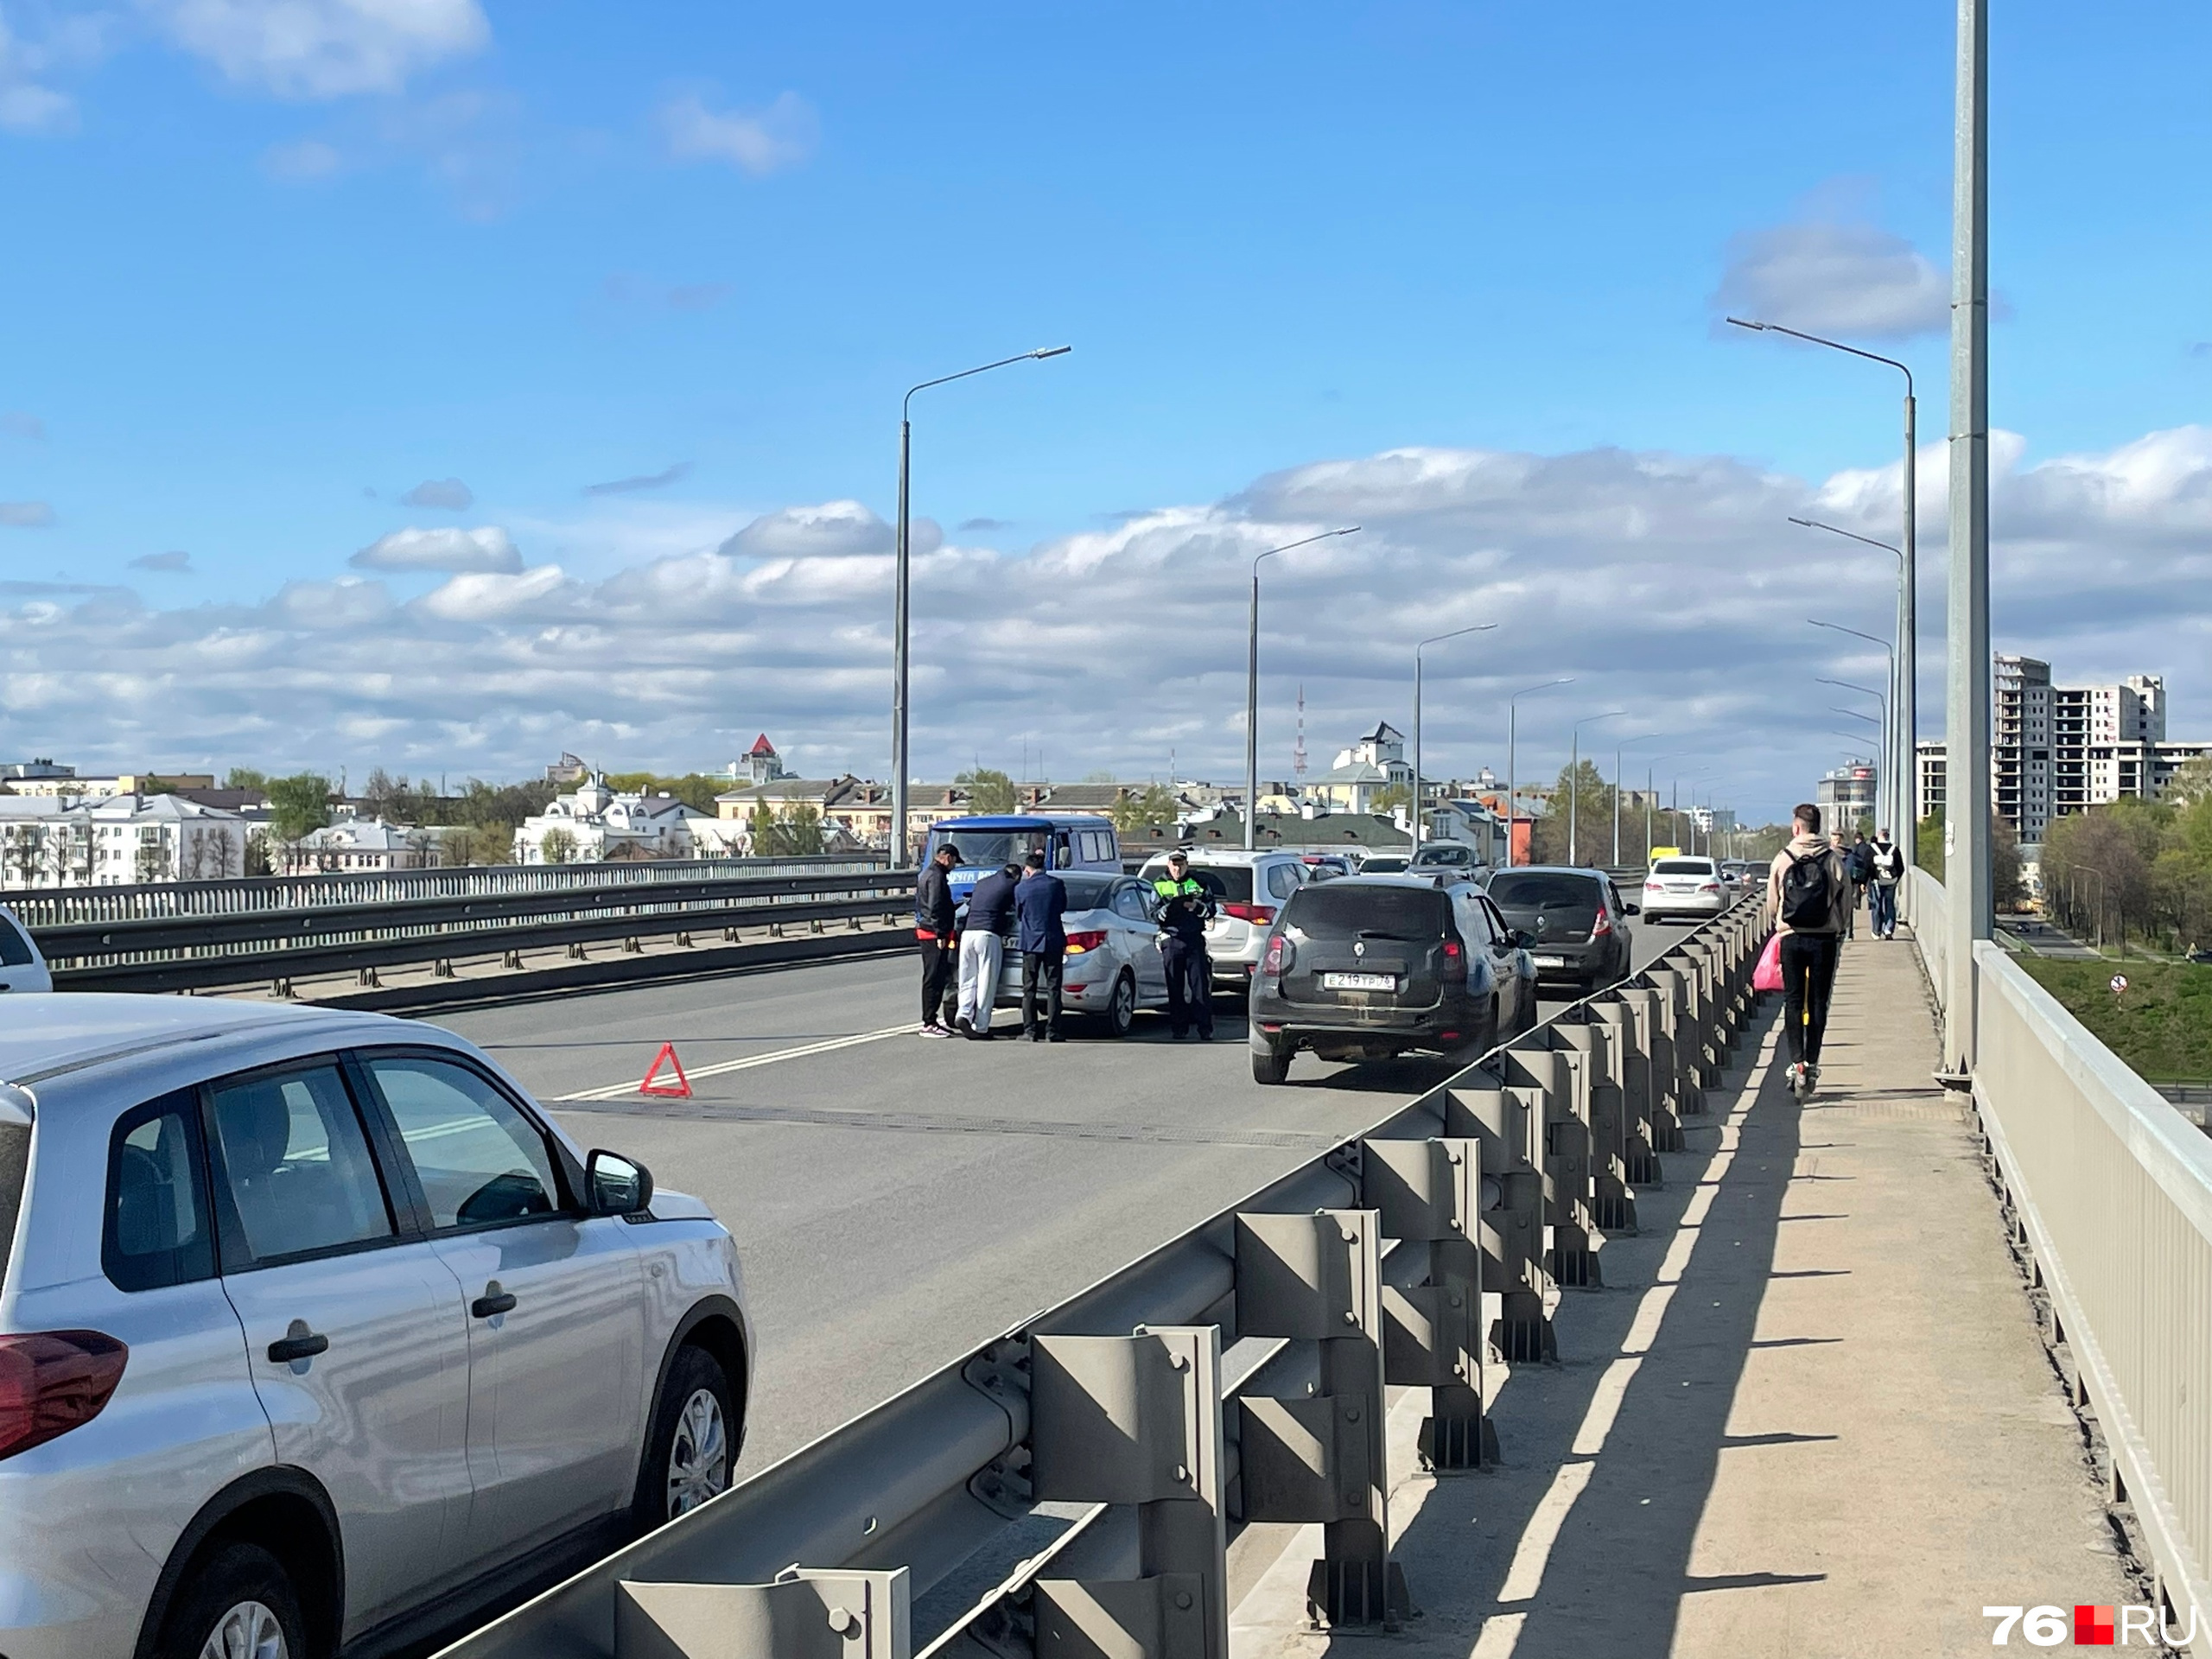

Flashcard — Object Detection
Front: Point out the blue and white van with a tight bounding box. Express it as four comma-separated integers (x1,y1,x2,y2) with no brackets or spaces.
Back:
922,814,1122,900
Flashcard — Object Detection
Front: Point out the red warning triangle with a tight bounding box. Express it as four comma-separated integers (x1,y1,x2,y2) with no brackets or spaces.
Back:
639,1042,692,1098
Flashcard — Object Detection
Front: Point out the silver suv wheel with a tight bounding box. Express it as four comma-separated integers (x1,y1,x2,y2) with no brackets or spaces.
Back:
199,1599,287,1659
666,1386,729,1516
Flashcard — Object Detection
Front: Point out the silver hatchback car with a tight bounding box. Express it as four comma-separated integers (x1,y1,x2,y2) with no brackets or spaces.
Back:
0,996,752,1659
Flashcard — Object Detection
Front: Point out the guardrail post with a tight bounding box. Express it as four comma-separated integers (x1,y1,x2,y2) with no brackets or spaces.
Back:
1590,998,1658,1185
1360,1137,1496,1470
1643,964,1705,1118
1232,1211,1410,1630
1503,1039,1599,1287
613,1568,912,1659
1554,1017,1636,1232
1614,983,1682,1153
1438,1076,1554,1361
1030,1325,1229,1659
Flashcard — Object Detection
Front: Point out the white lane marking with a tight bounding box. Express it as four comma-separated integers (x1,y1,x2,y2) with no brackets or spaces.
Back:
551,1024,922,1103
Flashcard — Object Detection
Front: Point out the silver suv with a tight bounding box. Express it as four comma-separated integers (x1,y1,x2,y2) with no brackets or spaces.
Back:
0,996,752,1659
1137,849,1310,991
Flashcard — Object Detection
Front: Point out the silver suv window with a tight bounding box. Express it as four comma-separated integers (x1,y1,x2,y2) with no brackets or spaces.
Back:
209,1065,396,1263
105,1091,215,1292
365,1055,562,1230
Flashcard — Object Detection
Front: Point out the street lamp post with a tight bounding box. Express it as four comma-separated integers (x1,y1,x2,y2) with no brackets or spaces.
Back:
1244,526,1361,851
1730,317,1916,876
1613,734,1661,868
1506,678,1573,868
893,346,1071,865
1795,518,1909,836
1568,710,1627,867
1412,624,1497,846
1809,619,1897,833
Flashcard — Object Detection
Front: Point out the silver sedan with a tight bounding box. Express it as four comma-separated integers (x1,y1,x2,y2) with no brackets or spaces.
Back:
995,872,1173,1035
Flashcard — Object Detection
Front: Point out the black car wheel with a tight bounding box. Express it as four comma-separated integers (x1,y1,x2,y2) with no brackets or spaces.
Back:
634,1344,736,1531
1098,969,1137,1039
157,1541,308,1659
1252,1039,1291,1085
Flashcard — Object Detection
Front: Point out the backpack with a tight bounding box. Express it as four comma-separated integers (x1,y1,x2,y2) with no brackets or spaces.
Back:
1780,850,1834,930
1847,842,1874,882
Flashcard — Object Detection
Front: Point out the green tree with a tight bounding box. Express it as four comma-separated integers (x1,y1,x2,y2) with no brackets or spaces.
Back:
1528,760,1617,867
267,773,333,842
224,766,269,791
603,772,728,814
539,827,579,865
956,767,1017,815
776,804,825,855
1370,783,1411,816
747,800,779,855
1109,783,1179,836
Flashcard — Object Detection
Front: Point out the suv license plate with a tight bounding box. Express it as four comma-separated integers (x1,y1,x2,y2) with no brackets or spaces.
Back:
1324,971,1396,991
1533,955,1567,968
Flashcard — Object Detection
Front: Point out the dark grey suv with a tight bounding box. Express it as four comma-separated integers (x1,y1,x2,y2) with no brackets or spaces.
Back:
1248,876,1536,1084
1484,867,1636,996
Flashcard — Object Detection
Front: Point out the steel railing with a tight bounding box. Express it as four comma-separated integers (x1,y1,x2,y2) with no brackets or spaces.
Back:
30,862,915,995
437,897,1767,1659
1901,878,2209,1637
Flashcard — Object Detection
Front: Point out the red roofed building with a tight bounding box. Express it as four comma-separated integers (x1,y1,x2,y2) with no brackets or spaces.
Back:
742,734,789,785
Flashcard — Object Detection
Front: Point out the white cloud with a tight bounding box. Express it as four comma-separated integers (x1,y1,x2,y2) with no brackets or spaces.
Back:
400,475,472,510
145,0,489,99
1714,218,1948,340
0,10,92,134
0,501,54,527
658,89,816,176
350,524,519,572
0,79,72,132
262,135,341,178
2,429,2204,819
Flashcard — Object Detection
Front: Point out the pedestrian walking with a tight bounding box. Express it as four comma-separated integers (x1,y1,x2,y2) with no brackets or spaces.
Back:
1847,830,1874,937
957,860,1020,1039
1866,827,1904,938
1769,803,1847,1097
1829,831,1858,938
915,841,961,1039
1014,850,1069,1042
1151,849,1216,1040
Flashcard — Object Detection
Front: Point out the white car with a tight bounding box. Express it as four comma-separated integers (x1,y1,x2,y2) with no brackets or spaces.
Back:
1641,855,1730,925
1137,849,1312,993
0,903,52,994
992,871,1173,1034
0,995,751,1659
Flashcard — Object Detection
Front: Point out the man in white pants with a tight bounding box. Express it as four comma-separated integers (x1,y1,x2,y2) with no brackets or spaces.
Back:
956,860,1022,1039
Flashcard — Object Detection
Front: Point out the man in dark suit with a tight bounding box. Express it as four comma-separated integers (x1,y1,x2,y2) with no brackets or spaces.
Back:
1014,850,1070,1041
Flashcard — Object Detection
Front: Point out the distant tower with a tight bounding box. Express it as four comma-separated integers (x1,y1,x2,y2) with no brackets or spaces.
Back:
1293,684,1308,777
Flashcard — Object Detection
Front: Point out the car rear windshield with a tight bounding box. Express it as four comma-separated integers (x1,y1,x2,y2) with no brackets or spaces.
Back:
0,1096,29,1294
1488,873,1602,907
1282,884,1448,939
1156,866,1254,903
1653,859,1714,874
1059,874,1117,908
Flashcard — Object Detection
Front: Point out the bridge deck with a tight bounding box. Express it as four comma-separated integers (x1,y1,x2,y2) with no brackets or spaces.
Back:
1237,931,2139,1657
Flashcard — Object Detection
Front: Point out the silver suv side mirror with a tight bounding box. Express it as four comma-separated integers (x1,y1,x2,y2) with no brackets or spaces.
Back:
587,1149,655,1217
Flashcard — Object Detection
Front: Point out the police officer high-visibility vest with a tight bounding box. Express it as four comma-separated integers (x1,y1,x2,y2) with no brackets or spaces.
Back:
1153,873,1211,942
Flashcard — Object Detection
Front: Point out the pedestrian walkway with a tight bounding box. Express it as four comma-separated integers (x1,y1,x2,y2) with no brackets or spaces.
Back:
1236,931,2140,1657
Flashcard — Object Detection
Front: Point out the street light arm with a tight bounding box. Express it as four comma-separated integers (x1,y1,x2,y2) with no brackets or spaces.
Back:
1726,318,1913,398
1832,707,1881,724
1416,622,1497,658
1789,517,1902,561
1817,677,1886,703
1808,618,1895,663
1255,525,1360,578
904,346,1071,418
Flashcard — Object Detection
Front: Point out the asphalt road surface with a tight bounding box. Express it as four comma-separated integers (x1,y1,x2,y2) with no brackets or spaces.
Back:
431,918,1687,1478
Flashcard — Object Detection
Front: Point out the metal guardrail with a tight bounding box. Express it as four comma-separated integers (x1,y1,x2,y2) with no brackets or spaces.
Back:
1899,868,2209,1637
438,899,1766,1659
35,865,917,995
3,854,884,929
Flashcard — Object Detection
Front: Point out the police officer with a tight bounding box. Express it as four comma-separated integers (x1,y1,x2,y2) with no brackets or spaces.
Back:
1152,849,1216,1040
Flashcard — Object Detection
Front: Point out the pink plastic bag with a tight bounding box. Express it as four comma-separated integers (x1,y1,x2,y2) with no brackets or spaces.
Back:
1752,932,1783,994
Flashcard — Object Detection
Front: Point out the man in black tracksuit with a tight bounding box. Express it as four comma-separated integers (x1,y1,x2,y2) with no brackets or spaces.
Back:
1152,850,1217,1040
915,842,960,1037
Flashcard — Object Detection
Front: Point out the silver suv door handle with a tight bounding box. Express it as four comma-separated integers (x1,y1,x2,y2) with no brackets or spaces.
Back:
471,1282,518,1319
267,1322,330,1363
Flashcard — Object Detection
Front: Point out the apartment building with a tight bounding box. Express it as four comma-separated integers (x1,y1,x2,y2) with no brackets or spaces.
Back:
1920,658,2205,840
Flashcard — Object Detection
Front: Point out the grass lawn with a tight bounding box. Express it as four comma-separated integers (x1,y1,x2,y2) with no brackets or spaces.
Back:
2018,958,2212,1084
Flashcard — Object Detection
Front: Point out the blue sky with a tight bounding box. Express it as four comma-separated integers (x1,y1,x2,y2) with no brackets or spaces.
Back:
3,2,2209,817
